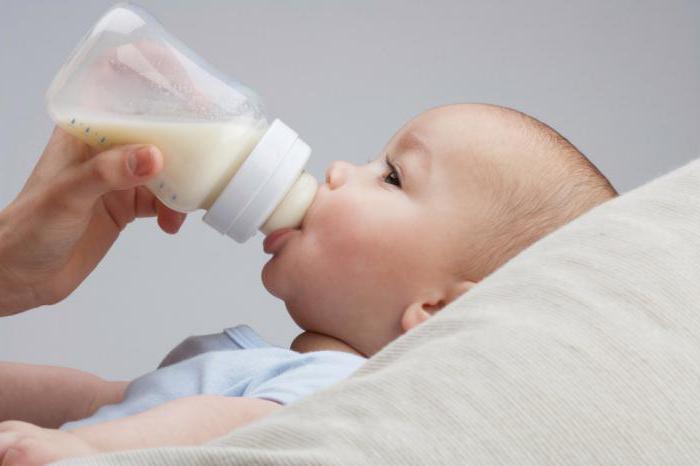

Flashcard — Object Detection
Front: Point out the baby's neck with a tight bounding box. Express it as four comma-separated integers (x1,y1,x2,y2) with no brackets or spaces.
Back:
290,331,365,357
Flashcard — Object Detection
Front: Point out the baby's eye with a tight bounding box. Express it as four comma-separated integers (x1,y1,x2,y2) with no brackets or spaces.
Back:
384,157,401,188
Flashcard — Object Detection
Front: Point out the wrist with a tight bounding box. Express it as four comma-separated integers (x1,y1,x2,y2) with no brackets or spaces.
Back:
70,421,154,453
0,209,22,314
69,427,115,453
0,204,45,315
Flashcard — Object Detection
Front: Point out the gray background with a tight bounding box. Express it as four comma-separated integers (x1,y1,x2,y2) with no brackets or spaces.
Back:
1,0,698,381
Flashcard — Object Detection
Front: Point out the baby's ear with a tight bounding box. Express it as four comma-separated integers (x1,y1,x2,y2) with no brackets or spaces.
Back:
445,280,476,303
400,280,476,333
400,302,434,333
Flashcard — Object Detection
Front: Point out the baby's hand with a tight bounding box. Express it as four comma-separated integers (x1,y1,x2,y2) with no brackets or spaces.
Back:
0,421,99,466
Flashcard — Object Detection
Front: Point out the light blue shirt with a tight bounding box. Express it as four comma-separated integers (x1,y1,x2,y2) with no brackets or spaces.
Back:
60,325,366,430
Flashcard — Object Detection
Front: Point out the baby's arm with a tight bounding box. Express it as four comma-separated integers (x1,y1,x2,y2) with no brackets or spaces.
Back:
69,395,281,451
0,362,127,428
0,395,280,466
0,396,281,465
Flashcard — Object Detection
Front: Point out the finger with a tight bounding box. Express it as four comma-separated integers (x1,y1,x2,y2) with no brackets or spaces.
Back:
0,431,25,465
2,440,36,466
0,432,19,455
134,186,158,218
155,199,187,234
55,144,163,212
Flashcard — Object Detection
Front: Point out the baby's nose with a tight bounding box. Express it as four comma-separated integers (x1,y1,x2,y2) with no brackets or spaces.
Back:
325,160,349,189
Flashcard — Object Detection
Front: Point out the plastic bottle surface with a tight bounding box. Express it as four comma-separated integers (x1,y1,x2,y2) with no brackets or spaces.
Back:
46,3,318,242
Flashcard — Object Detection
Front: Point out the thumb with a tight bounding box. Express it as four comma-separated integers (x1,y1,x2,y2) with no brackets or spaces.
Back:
64,144,163,203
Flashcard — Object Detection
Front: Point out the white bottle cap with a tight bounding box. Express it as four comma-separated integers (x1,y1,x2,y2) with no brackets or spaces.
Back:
203,119,311,242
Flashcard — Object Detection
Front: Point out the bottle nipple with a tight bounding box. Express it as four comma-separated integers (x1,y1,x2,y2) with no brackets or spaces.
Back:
261,172,318,234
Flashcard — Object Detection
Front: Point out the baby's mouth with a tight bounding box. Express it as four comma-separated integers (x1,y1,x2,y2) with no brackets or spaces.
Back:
263,228,297,255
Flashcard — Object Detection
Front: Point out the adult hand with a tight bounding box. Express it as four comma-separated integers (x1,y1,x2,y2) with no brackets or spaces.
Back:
0,127,186,316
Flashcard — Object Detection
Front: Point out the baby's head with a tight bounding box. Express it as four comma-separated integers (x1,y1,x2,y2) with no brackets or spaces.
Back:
262,104,617,356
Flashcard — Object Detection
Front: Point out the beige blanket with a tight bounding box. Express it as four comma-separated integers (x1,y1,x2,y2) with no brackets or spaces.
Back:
57,158,700,465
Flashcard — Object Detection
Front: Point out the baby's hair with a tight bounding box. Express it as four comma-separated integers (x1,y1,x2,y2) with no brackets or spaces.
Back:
460,104,618,279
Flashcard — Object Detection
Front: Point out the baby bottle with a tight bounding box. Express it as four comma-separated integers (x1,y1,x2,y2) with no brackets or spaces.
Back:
45,3,317,242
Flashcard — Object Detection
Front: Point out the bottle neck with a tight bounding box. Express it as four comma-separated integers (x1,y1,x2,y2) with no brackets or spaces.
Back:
202,119,314,243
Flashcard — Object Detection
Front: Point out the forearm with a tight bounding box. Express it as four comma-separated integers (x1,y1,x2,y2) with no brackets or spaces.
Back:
0,206,34,315
0,362,126,428
70,395,281,451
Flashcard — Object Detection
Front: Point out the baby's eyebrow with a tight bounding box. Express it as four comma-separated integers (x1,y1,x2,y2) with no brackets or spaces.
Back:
396,131,430,156
395,131,431,178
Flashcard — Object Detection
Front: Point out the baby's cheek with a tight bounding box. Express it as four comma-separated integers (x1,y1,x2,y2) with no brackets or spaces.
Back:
312,198,374,257
316,226,405,298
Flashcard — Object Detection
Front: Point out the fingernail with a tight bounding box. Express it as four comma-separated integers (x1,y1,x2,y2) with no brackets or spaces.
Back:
129,146,154,177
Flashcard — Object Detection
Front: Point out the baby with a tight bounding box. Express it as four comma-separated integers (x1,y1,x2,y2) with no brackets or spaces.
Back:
0,103,617,464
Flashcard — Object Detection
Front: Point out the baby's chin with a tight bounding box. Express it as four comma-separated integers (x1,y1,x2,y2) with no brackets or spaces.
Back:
261,233,310,296
283,299,315,331
260,258,285,299
260,252,304,303
261,261,316,325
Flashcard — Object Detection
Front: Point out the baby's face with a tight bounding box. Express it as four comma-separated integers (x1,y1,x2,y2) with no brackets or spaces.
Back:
262,108,491,355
